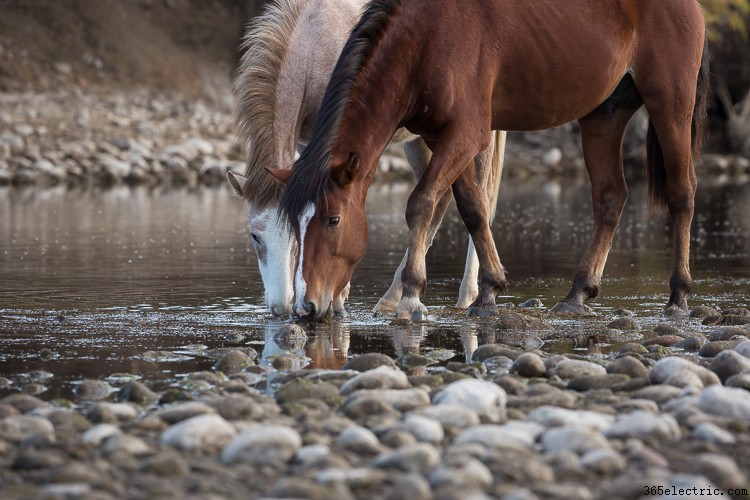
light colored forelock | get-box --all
[294,202,316,308]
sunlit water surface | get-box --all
[1,175,748,399]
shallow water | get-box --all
[1,175,748,399]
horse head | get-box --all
[270,152,368,320]
[227,171,296,317]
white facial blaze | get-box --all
[248,205,295,316]
[295,202,316,315]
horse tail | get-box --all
[646,36,710,211]
[233,0,307,206]
[487,131,506,224]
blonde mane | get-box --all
[233,0,308,208]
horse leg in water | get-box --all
[375,133,504,313]
[397,123,505,320]
[449,153,507,317]
[551,76,642,315]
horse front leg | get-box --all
[374,138,451,314]
[397,129,483,321]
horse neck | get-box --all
[332,52,414,198]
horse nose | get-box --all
[296,301,317,318]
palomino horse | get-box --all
[229,0,505,317]
[273,0,709,321]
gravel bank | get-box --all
[1,306,749,499]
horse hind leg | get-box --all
[450,160,507,317]
[552,75,642,315]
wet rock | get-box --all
[709,349,750,382]
[161,413,236,451]
[73,379,113,400]
[342,352,396,371]
[698,339,743,357]
[495,312,545,330]
[12,448,65,469]
[604,410,681,441]
[633,385,683,404]
[339,365,409,395]
[690,305,719,319]
[510,352,546,378]
[642,335,683,347]
[697,385,750,423]
[433,378,507,423]
[617,343,648,356]
[709,326,749,341]
[373,442,441,475]
[606,317,641,331]
[115,380,159,405]
[213,349,254,375]
[274,323,307,350]
[154,401,216,424]
[648,356,720,388]
[606,355,648,378]
[472,343,524,362]
[518,298,544,308]
[508,384,578,411]
[653,323,681,336]
[221,424,302,465]
[548,359,606,379]
[276,378,342,407]
[672,336,705,352]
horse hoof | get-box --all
[467,305,497,318]
[663,304,688,317]
[550,301,595,316]
[373,298,399,315]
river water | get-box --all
[1,175,748,399]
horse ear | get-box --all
[265,167,293,184]
[226,171,248,197]
[332,152,361,187]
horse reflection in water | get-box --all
[229,0,504,318]
[261,322,350,370]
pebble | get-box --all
[708,349,750,382]
[161,413,237,451]
[429,455,494,490]
[372,442,441,475]
[342,352,397,371]
[541,427,610,454]
[697,385,750,423]
[648,356,720,388]
[604,411,681,441]
[455,422,541,451]
[154,401,216,423]
[548,359,606,379]
[339,365,410,395]
[221,424,301,465]
[580,448,627,475]
[411,404,480,432]
[606,355,648,378]
[692,422,736,445]
[396,414,445,444]
[510,352,546,378]
[433,379,507,423]
[527,406,613,431]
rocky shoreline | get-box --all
[4,89,748,189]
[1,306,749,499]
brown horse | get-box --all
[272,0,710,321]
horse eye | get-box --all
[251,233,261,245]
[328,216,341,227]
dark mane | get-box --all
[278,0,403,226]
